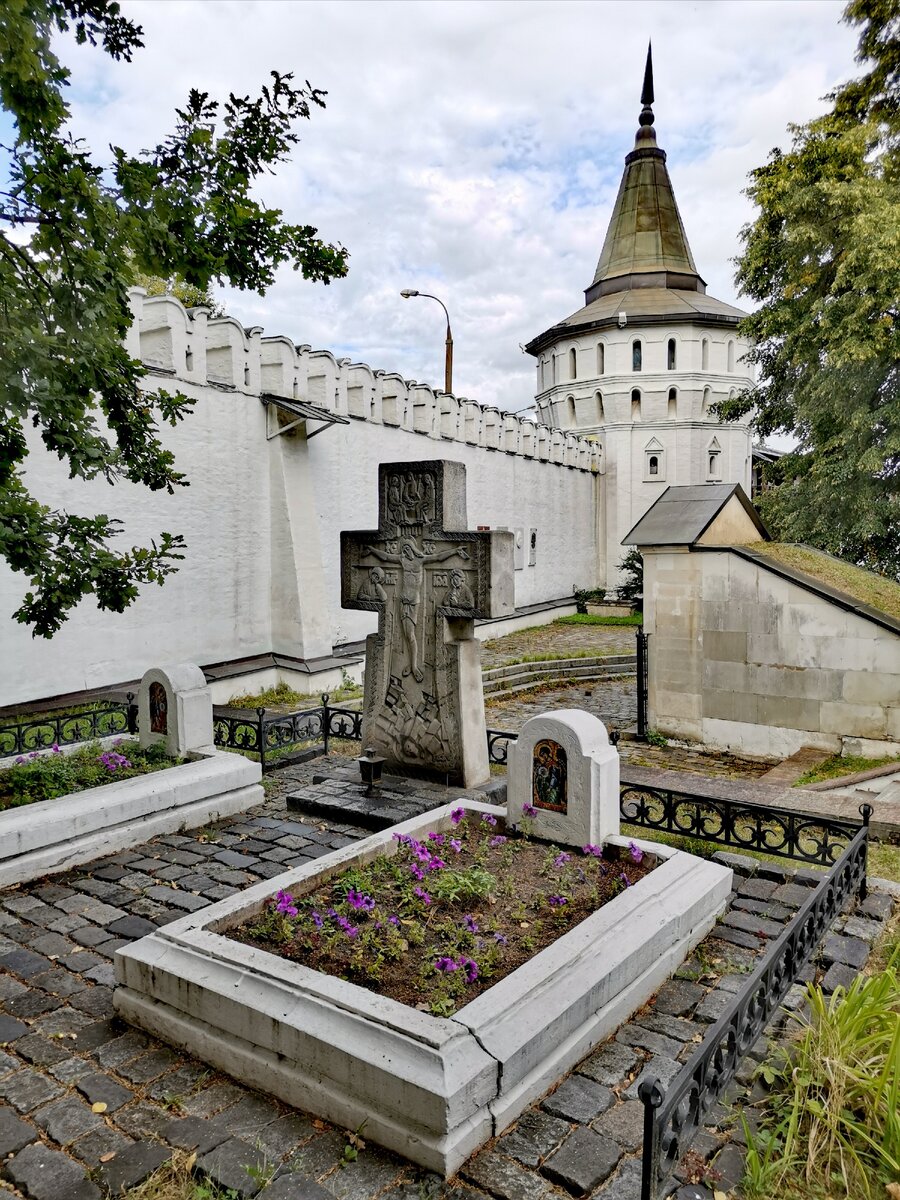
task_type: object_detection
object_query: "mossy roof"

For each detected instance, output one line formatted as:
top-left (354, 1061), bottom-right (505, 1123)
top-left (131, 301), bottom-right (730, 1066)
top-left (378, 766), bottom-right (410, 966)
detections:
top-left (745, 543), bottom-right (900, 623)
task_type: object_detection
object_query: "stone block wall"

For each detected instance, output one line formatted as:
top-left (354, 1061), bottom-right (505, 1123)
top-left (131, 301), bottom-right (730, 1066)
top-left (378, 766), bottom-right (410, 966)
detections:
top-left (644, 548), bottom-right (900, 757)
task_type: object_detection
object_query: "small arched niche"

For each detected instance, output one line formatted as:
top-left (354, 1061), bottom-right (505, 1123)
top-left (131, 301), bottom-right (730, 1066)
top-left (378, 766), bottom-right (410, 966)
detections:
top-left (596, 343), bottom-right (605, 375)
top-left (631, 388), bottom-right (641, 421)
top-left (595, 390), bottom-right (604, 422)
top-left (632, 340), bottom-right (642, 372)
top-left (701, 337), bottom-right (710, 371)
top-left (667, 338), bottom-right (676, 371)
top-left (707, 436), bottom-right (722, 480)
top-left (643, 437), bottom-right (665, 481)
top-left (667, 386), bottom-right (677, 420)
top-left (569, 347), bottom-right (577, 380)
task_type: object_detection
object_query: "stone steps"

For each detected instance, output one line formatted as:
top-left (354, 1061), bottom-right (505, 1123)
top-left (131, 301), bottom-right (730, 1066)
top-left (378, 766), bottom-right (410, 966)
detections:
top-left (482, 656), bottom-right (636, 700)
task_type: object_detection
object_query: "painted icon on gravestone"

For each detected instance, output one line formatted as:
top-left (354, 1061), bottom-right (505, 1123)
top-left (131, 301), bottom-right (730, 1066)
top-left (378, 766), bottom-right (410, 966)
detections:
top-left (149, 681), bottom-right (168, 734)
top-left (532, 739), bottom-right (567, 813)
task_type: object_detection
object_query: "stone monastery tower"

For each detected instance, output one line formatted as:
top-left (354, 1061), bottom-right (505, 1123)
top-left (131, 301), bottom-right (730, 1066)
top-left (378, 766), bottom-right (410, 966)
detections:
top-left (525, 48), bottom-right (754, 589)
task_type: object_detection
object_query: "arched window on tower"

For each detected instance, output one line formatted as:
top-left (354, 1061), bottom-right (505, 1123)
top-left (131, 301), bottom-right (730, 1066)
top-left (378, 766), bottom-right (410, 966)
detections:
top-left (727, 340), bottom-right (735, 372)
top-left (569, 347), bottom-right (577, 380)
top-left (566, 395), bottom-right (576, 427)
top-left (631, 389), bottom-right (641, 421)
top-left (701, 338), bottom-right (709, 371)
top-left (632, 340), bottom-right (642, 372)
top-left (667, 387), bottom-right (677, 419)
top-left (551, 354), bottom-right (558, 385)
top-left (648, 455), bottom-right (659, 476)
top-left (595, 391), bottom-right (604, 422)
top-left (596, 343), bottom-right (605, 375)
top-left (707, 437), bottom-right (722, 480)
top-left (667, 338), bottom-right (676, 370)
top-left (702, 386), bottom-right (711, 415)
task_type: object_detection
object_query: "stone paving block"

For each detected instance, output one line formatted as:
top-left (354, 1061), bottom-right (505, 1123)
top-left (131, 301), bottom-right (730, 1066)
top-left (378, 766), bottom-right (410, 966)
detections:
top-left (0, 1050), bottom-right (18, 1075)
top-left (46, 913), bottom-right (86, 935)
top-left (577, 1041), bottom-right (640, 1088)
top-left (27, 933), bottom-right (75, 958)
top-left (14, 1034), bottom-right (72, 1068)
top-left (0, 1068), bottom-right (63, 1113)
top-left (72, 1018), bottom-right (122, 1052)
top-left (822, 962), bottom-right (857, 994)
top-left (69, 1124), bottom-right (134, 1165)
top-left (33, 1008), bottom-right (94, 1038)
top-left (49, 1058), bottom-right (93, 1086)
top-left (0, 1104), bottom-right (39, 1155)
top-left (710, 926), bottom-right (762, 950)
top-left (591, 1154), bottom-right (643, 1198)
top-left (4, 1140), bottom-right (101, 1200)
top-left (637, 1013), bottom-right (703, 1043)
top-left (821, 933), bottom-right (869, 969)
top-left (1, 947), bottom-right (53, 977)
top-left (730, 897), bottom-right (792, 922)
top-left (0, 973), bottom-right (27, 1001)
top-left (146, 1062), bottom-right (212, 1103)
top-left (711, 1142), bottom-right (745, 1190)
top-left (97, 1141), bottom-right (172, 1194)
top-left (721, 910), bottom-right (784, 939)
top-left (615, 1024), bottom-right (681, 1058)
top-left (497, 1109), bottom-right (571, 1168)
top-left (34, 1095), bottom-right (103, 1144)
top-left (106, 915), bottom-right (157, 940)
top-left (542, 1074), bottom-right (613, 1123)
top-left (858, 892), bottom-right (893, 921)
top-left (624, 1055), bottom-right (682, 1101)
top-left (79, 902), bottom-right (128, 926)
top-left (771, 883), bottom-right (813, 909)
top-left (0, 1014), bottom-right (29, 1043)
top-left (591, 1099), bottom-right (644, 1153)
top-left (252, 1112), bottom-right (319, 1160)
top-left (76, 1072), bottom-right (132, 1112)
top-left (464, 1149), bottom-right (557, 1199)
top-left (711, 852), bottom-right (758, 877)
top-left (83, 963), bottom-right (116, 988)
top-left (70, 986), bottom-right (114, 1019)
top-left (652, 979), bottom-right (704, 1016)
top-left (31, 968), bottom-right (86, 998)
top-left (841, 914), bottom-right (882, 941)
top-left (93, 1029), bottom-right (150, 1069)
top-left (3, 991), bottom-right (63, 1020)
top-left (542, 1126), bottom-right (622, 1194)
top-left (324, 1151), bottom-right (406, 1200)
top-left (197, 1136), bottom-right (272, 1198)
top-left (117, 1047), bottom-right (180, 1083)
top-left (735, 877), bottom-right (777, 901)
top-left (258, 1175), bottom-right (334, 1200)
top-left (115, 1100), bottom-right (173, 1140)
top-left (180, 1081), bottom-right (246, 1118)
top-left (163, 1114), bottom-right (231, 1153)
top-left (57, 950), bottom-right (104, 973)
top-left (755, 862), bottom-right (792, 882)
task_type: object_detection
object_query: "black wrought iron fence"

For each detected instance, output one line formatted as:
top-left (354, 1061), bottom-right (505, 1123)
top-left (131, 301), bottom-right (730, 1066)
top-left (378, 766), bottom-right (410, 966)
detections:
top-left (0, 696), bottom-right (138, 758)
top-left (638, 805), bottom-right (871, 1200)
top-left (212, 696), bottom-right (363, 771)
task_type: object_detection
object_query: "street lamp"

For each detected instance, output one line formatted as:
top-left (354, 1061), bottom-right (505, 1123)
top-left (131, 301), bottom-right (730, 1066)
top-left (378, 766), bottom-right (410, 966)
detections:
top-left (400, 289), bottom-right (453, 395)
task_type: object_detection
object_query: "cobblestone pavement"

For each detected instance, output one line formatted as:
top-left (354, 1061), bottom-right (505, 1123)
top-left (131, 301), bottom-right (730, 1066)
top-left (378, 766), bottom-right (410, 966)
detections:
top-left (482, 622), bottom-right (637, 669)
top-left (0, 758), bottom-right (890, 1200)
top-left (486, 676), bottom-right (638, 737)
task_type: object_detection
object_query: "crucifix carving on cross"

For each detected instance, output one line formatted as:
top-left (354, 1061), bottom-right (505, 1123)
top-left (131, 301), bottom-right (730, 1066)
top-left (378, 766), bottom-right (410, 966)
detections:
top-left (341, 460), bottom-right (514, 787)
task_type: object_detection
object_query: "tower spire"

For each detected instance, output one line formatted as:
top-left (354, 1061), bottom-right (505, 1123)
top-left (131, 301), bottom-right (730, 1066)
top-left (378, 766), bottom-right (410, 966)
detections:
top-left (640, 42), bottom-right (654, 111)
top-left (636, 42), bottom-right (656, 145)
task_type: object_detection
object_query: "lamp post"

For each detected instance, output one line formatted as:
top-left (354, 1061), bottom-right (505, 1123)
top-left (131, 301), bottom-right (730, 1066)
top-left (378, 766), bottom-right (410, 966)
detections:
top-left (400, 289), bottom-right (453, 395)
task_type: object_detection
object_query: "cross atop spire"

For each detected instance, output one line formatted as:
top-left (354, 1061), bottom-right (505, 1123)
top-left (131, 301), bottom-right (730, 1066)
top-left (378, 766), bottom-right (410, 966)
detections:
top-left (640, 42), bottom-right (654, 112)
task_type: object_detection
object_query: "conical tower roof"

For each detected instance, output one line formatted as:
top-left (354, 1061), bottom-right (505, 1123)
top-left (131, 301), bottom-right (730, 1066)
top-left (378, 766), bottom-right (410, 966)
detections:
top-left (585, 45), bottom-right (705, 304)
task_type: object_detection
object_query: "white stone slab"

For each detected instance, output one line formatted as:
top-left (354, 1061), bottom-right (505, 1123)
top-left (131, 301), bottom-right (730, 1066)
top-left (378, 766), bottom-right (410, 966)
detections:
top-left (114, 802), bottom-right (731, 1175)
top-left (0, 751), bottom-right (262, 888)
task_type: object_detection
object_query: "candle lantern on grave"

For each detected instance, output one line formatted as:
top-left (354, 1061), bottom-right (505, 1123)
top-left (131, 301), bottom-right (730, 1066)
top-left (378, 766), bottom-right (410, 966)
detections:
top-left (357, 746), bottom-right (385, 796)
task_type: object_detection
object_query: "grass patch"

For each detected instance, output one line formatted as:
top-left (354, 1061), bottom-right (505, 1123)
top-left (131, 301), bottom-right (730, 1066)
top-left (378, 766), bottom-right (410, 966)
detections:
top-left (0, 739), bottom-right (178, 811)
top-left (488, 649), bottom-right (618, 668)
top-left (228, 677), bottom-right (362, 711)
top-left (794, 753), bottom-right (900, 786)
top-left (554, 613), bottom-right (642, 627)
top-left (747, 541), bottom-right (900, 621)
top-left (868, 840), bottom-right (900, 885)
top-left (122, 1150), bottom-right (247, 1198)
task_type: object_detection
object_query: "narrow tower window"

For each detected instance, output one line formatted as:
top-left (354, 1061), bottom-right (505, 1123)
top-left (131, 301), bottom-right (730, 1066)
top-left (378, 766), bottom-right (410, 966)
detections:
top-left (632, 340), bottom-right (642, 372)
top-left (551, 354), bottom-right (557, 384)
top-left (631, 388), bottom-right (641, 421)
top-left (708, 451), bottom-right (720, 478)
top-left (648, 455), bottom-right (659, 476)
top-left (566, 395), bottom-right (576, 426)
top-left (667, 387), bottom-right (677, 419)
top-left (727, 340), bottom-right (735, 372)
top-left (667, 338), bottom-right (676, 370)
top-left (702, 386), bottom-right (711, 414)
top-left (596, 391), bottom-right (604, 421)
top-left (185, 347), bottom-right (193, 372)
top-left (569, 347), bottom-right (577, 380)
top-left (701, 338), bottom-right (709, 371)
top-left (596, 343), bottom-right (605, 375)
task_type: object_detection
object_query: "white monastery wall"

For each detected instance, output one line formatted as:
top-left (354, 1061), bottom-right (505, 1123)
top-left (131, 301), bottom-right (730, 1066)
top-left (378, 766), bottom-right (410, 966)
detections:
top-left (1, 291), bottom-right (602, 707)
top-left (644, 548), bottom-right (900, 757)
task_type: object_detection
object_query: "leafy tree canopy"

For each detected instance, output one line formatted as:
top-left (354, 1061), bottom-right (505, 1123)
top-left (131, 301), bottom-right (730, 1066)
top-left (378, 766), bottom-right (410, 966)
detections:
top-left (718, 0), bottom-right (900, 577)
top-left (131, 269), bottom-right (224, 317)
top-left (0, 0), bottom-right (348, 636)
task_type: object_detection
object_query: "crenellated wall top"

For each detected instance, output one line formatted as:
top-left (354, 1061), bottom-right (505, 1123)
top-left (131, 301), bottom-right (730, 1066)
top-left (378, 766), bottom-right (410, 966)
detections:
top-left (127, 288), bottom-right (603, 473)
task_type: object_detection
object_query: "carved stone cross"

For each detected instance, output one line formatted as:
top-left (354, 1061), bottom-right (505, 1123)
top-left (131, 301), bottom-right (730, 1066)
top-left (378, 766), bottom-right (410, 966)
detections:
top-left (341, 460), bottom-right (514, 786)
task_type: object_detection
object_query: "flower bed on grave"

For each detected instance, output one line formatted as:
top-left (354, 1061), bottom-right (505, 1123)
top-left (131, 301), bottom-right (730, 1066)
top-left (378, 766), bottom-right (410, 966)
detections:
top-left (0, 739), bottom-right (179, 811)
top-left (230, 806), bottom-right (657, 1015)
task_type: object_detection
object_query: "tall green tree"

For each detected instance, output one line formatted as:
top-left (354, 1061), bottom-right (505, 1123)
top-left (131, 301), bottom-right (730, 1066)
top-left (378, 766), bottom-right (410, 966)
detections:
top-left (0, 0), bottom-right (348, 636)
top-left (719, 0), bottom-right (900, 577)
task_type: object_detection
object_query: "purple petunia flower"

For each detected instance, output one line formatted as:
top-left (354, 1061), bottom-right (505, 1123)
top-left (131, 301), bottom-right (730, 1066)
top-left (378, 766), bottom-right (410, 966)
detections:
top-left (14, 756), bottom-right (25, 765)
top-left (481, 813), bottom-right (497, 827)
top-left (427, 832), bottom-right (445, 844)
top-left (346, 888), bottom-right (376, 912)
top-left (493, 931), bottom-right (508, 946)
top-left (619, 872), bottom-right (632, 888)
top-left (628, 841), bottom-right (644, 864)
top-left (434, 956), bottom-right (457, 973)
top-left (458, 957), bottom-right (479, 984)
top-left (275, 890), bottom-right (298, 917)
top-left (414, 887), bottom-right (432, 905)
top-left (409, 863), bottom-right (425, 881)
top-left (489, 835), bottom-right (507, 848)
top-left (311, 911), bottom-right (324, 929)
top-left (548, 895), bottom-right (568, 907)
top-left (522, 803), bottom-right (538, 818)
top-left (450, 806), bottom-right (465, 825)
top-left (463, 914), bottom-right (478, 933)
top-left (388, 915), bottom-right (400, 926)
top-left (51, 743), bottom-right (60, 753)
top-left (449, 838), bottom-right (463, 853)
top-left (582, 843), bottom-right (603, 856)
top-left (554, 852), bottom-right (571, 868)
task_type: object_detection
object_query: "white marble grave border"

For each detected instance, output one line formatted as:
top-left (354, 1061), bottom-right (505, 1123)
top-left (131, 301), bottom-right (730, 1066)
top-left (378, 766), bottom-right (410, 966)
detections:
top-left (0, 750), bottom-right (263, 888)
top-left (113, 800), bottom-right (732, 1176)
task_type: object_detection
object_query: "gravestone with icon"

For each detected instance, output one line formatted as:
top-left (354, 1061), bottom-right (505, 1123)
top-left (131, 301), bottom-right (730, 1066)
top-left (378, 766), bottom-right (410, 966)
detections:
top-left (341, 459), bottom-right (514, 787)
top-left (138, 663), bottom-right (214, 758)
top-left (507, 709), bottom-right (620, 847)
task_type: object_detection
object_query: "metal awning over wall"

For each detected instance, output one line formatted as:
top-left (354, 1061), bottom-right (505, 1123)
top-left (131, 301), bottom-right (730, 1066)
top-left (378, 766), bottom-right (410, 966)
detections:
top-left (261, 394), bottom-right (350, 440)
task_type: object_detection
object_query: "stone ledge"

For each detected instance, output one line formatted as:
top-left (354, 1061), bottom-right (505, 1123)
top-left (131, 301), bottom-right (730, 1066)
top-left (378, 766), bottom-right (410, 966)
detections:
top-left (0, 752), bottom-right (263, 888)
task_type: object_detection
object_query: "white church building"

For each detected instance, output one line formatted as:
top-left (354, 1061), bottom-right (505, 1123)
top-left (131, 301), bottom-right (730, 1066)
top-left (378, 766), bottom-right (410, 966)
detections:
top-left (0, 57), bottom-right (759, 711)
top-left (525, 52), bottom-right (755, 587)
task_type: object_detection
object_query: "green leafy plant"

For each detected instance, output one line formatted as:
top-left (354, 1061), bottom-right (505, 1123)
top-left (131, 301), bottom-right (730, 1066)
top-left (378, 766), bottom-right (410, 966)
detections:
top-left (645, 728), bottom-right (669, 749)
top-left (0, 739), bottom-right (176, 810)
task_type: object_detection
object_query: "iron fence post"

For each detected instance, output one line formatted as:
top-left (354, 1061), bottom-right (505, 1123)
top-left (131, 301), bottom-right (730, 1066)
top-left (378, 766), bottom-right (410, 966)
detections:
top-left (125, 692), bottom-right (138, 735)
top-left (256, 706), bottom-right (266, 773)
top-left (859, 803), bottom-right (872, 900)
top-left (636, 628), bottom-right (649, 739)
top-left (638, 1077), bottom-right (663, 1200)
top-left (321, 693), bottom-right (330, 756)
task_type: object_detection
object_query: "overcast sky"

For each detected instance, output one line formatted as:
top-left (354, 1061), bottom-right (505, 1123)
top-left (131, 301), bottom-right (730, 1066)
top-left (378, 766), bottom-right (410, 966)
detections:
top-left (56, 0), bottom-right (858, 410)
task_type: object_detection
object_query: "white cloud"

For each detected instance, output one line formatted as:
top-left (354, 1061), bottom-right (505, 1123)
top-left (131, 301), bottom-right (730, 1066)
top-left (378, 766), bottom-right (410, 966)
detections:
top-left (59, 0), bottom-right (857, 408)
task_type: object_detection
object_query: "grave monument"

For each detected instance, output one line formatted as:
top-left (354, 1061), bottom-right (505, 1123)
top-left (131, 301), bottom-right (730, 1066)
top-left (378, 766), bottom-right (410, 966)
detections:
top-left (341, 460), bottom-right (514, 787)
